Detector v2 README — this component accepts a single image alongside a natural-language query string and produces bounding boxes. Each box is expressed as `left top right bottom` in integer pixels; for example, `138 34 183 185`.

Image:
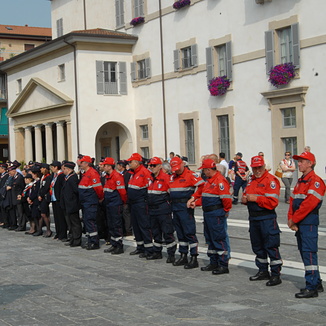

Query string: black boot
166 255 175 264
173 253 188 266
184 255 199 269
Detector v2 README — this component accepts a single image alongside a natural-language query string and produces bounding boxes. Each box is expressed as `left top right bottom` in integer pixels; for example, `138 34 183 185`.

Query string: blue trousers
82 204 99 245
204 212 230 267
233 176 247 202
296 224 321 290
106 204 123 248
249 218 282 276
172 208 198 256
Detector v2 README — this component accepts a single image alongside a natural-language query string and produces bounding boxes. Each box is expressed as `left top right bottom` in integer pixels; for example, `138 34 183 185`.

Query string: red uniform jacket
104 169 127 205
78 167 104 202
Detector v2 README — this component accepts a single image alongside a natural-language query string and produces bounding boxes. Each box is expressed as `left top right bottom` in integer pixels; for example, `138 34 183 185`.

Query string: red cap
293 151 316 163
149 157 162 165
101 157 115 165
170 156 183 172
198 158 216 170
127 153 142 162
80 155 92 163
250 155 265 167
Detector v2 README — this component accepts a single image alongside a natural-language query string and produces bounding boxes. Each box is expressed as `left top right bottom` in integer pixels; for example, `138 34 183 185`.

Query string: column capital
33 124 43 130
55 120 65 126
24 126 33 131
44 122 54 127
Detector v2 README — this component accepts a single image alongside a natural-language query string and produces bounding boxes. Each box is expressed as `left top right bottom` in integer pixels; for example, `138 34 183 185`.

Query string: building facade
1 0 326 176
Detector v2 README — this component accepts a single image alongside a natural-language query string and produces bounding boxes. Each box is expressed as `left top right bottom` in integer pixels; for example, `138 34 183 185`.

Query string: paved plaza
0 192 326 325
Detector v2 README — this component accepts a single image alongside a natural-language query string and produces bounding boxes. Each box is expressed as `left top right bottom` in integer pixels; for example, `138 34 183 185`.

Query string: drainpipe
159 0 167 159
83 0 87 30
64 39 80 156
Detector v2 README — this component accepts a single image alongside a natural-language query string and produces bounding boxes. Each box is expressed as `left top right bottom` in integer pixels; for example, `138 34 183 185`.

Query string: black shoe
166 255 175 264
173 253 188 266
60 238 69 242
129 249 144 256
104 246 115 253
295 289 318 298
300 282 324 293
184 255 199 269
146 252 163 260
33 230 43 237
212 266 229 275
266 275 282 286
201 264 218 271
85 243 100 250
139 252 151 258
81 242 89 249
232 200 238 205
70 242 81 247
65 242 73 246
15 227 26 232
111 247 124 255
249 271 270 281
8 226 18 231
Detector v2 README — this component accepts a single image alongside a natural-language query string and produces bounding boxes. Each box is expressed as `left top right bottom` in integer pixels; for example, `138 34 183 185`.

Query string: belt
171 198 189 204
249 209 276 217
202 204 223 212
148 205 159 209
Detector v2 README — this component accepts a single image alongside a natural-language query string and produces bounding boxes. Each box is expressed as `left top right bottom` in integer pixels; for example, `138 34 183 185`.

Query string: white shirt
220 159 229 178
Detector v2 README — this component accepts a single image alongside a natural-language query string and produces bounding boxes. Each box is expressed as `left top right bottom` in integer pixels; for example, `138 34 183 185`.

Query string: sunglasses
149 164 157 167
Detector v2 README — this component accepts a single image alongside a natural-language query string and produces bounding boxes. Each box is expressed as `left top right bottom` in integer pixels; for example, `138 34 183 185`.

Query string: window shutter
130 62 137 81
174 49 180 72
120 0 125 25
265 30 274 74
119 62 127 95
226 41 232 81
291 23 300 68
206 47 214 84
191 44 198 67
96 61 104 95
134 0 139 17
139 0 144 16
115 0 121 27
145 57 151 78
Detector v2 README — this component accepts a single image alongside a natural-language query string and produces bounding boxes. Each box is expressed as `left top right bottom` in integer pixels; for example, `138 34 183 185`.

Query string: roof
72 28 137 40
0 24 51 37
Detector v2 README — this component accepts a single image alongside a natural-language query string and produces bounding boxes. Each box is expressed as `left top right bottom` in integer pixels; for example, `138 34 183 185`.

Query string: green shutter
265 30 274 73
291 23 300 68
96 61 104 95
206 47 214 84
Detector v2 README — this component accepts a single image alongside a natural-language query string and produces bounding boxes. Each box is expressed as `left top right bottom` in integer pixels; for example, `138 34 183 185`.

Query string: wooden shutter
115 0 121 27
206 47 214 84
191 44 198 67
130 62 137 81
145 57 151 78
265 30 274 73
96 61 104 95
119 62 127 95
139 0 144 16
226 41 232 81
134 0 140 17
291 23 300 68
174 49 180 72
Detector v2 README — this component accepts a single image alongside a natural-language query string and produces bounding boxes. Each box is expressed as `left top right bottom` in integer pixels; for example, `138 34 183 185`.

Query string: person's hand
246 194 257 202
241 195 248 204
38 196 42 201
187 197 195 208
288 219 298 231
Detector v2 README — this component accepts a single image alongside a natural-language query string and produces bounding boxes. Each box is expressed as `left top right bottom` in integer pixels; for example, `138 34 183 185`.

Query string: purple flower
208 76 231 96
268 62 296 88
130 16 145 26
173 0 191 10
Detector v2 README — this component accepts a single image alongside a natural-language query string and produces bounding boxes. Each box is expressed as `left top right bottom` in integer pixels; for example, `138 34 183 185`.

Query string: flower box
173 0 191 10
268 62 296 88
208 76 231 96
130 16 145 27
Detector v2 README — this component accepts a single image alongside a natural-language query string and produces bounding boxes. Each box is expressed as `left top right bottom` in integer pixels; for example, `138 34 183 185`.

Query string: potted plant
268 62 296 88
130 16 145 27
173 0 191 10
208 76 231 96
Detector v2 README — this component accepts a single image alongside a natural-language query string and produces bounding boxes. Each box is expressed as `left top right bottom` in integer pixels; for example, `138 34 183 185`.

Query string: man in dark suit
0 163 9 228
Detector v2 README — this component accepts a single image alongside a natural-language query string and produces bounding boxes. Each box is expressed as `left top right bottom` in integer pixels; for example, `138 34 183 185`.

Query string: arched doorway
95 121 132 162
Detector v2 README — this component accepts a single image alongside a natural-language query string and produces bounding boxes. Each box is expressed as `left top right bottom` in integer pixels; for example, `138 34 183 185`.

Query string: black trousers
66 211 82 245
52 201 68 239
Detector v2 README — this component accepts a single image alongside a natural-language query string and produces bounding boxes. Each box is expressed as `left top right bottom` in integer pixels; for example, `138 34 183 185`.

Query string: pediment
7 77 74 118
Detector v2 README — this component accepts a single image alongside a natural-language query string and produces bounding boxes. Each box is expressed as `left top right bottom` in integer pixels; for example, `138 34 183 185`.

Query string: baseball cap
250 155 265 167
127 153 143 162
236 152 243 157
80 155 92 163
293 152 316 163
198 158 216 170
101 157 115 165
149 157 162 165
170 156 183 172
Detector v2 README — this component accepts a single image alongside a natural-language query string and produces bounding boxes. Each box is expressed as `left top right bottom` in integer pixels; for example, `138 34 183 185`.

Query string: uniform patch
270 181 276 189
315 182 320 189
116 181 121 185
158 184 162 189
219 183 224 191
93 179 97 183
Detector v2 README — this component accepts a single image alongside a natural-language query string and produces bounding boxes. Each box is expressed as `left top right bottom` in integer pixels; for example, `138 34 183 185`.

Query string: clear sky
0 0 51 28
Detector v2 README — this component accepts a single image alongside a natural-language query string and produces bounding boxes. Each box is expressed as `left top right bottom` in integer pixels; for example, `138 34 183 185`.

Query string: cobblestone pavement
0 191 326 325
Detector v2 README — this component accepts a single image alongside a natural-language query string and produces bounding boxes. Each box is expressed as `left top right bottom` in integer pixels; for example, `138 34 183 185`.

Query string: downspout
159 0 167 159
83 0 87 30
64 39 80 155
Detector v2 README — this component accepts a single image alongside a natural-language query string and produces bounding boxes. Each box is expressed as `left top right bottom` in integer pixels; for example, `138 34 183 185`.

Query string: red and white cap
149 157 162 165
250 155 265 167
101 157 115 165
198 158 216 170
170 156 183 172
127 153 143 162
80 155 92 163
293 151 316 164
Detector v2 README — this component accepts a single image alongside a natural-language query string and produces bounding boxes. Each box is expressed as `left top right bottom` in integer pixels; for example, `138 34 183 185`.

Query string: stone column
34 124 43 162
24 126 33 163
45 123 54 163
56 121 65 161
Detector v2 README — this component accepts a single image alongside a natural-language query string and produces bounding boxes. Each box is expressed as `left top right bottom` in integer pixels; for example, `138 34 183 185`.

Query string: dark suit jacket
51 172 65 202
38 174 52 203
11 173 25 205
60 172 80 214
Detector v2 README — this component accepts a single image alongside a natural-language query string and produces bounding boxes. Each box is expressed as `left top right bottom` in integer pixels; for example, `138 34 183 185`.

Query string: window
17 79 22 94
131 58 151 81
206 41 232 84
265 22 299 73
282 107 296 128
174 44 197 72
24 44 35 51
141 147 149 159
133 0 144 17
115 0 125 28
58 64 65 82
182 47 192 69
0 75 5 99
56 18 63 37
140 125 148 139
184 119 195 164
218 115 230 161
282 137 297 156
96 61 127 95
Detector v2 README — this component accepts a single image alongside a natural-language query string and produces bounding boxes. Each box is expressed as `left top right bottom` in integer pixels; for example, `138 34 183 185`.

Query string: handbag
274 166 283 178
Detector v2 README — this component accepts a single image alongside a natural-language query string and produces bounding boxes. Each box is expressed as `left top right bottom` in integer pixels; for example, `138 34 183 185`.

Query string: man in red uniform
232 152 249 205
147 157 177 262
169 156 205 269
127 153 153 258
288 151 325 298
102 157 127 255
242 155 282 286
78 155 104 250
188 158 232 274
